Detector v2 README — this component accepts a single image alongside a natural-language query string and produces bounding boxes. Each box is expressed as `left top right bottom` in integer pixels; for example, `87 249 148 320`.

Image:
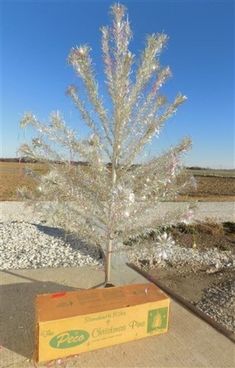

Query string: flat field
0 161 47 201
0 161 234 201
179 168 235 202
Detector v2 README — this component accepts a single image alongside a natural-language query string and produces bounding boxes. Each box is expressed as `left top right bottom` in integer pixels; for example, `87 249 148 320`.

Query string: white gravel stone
0 221 102 270
0 201 234 271
128 237 235 272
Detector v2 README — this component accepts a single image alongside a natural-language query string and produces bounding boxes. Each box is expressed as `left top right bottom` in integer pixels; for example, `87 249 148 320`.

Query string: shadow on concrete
0 271 81 360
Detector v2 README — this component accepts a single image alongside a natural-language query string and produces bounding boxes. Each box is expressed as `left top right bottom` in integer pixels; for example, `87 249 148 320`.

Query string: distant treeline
0 158 234 172
0 157 89 165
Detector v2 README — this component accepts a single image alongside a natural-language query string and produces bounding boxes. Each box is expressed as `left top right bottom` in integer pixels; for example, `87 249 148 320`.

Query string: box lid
36 283 169 322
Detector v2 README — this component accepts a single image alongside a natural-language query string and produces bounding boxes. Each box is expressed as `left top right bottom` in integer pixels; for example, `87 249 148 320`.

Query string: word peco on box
35 283 170 362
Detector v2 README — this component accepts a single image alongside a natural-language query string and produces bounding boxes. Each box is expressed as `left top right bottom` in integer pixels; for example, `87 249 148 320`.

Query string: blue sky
1 0 234 168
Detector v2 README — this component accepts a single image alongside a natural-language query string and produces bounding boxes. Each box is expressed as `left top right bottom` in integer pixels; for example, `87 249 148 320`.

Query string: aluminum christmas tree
19 3 193 285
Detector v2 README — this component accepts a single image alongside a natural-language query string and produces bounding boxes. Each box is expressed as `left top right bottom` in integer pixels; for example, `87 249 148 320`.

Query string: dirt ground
148 267 235 335
0 161 235 201
170 221 235 252
179 173 235 201
148 267 234 304
143 222 235 334
0 161 47 201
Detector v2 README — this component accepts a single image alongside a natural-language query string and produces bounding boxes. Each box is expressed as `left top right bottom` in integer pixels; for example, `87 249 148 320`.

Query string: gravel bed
1 218 234 272
129 240 235 273
0 221 102 270
129 232 235 334
194 278 235 333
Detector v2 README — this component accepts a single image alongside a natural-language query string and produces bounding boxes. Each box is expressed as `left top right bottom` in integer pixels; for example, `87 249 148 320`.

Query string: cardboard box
35 283 170 362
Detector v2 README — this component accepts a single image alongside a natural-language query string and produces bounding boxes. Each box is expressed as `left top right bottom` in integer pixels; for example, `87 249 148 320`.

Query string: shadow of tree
31 222 103 261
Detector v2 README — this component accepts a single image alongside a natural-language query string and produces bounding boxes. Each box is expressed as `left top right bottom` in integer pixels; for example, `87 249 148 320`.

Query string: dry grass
178 175 235 202
0 161 234 201
0 162 48 201
170 221 235 252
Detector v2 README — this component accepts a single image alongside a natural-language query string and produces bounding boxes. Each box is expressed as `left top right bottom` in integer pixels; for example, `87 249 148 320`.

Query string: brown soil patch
0 162 48 201
170 222 235 253
142 222 235 334
178 174 235 202
1 161 234 201
148 267 234 304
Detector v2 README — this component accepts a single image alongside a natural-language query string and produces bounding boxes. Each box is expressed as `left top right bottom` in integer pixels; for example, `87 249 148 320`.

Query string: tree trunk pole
105 164 117 285
105 237 112 284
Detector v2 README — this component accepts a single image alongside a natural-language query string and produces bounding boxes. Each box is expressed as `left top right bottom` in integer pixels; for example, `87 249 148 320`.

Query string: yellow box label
38 300 169 362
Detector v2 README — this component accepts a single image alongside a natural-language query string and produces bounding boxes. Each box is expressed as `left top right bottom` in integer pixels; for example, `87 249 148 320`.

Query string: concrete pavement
1 201 234 223
0 265 234 368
